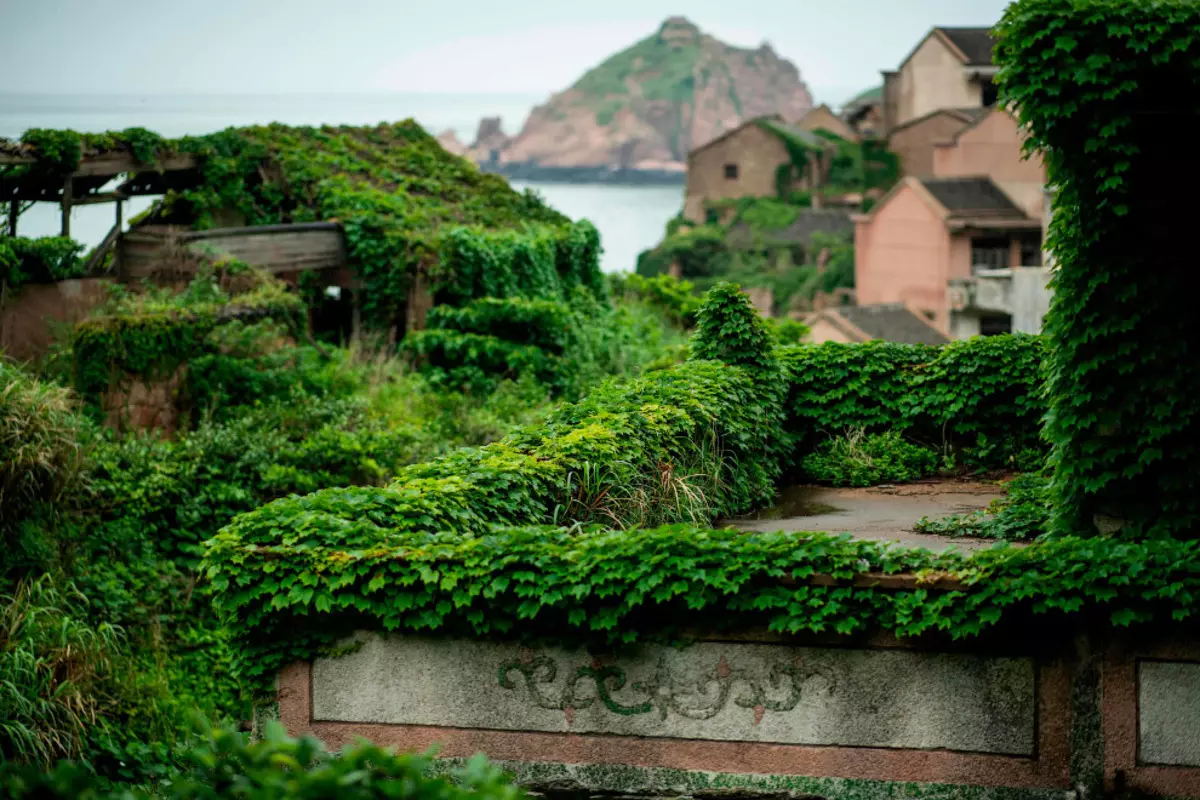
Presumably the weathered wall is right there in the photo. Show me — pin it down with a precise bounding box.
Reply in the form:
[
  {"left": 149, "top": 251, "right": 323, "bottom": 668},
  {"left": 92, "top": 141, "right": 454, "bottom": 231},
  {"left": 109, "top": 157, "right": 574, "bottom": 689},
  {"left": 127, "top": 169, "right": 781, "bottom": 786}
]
[
  {"left": 0, "top": 277, "right": 113, "bottom": 361},
  {"left": 888, "top": 111, "right": 971, "bottom": 178},
  {"left": 854, "top": 183, "right": 953, "bottom": 330},
  {"left": 933, "top": 111, "right": 1046, "bottom": 219},
  {"left": 683, "top": 125, "right": 789, "bottom": 223},
  {"left": 893, "top": 36, "right": 981, "bottom": 129},
  {"left": 275, "top": 628, "right": 1200, "bottom": 799}
]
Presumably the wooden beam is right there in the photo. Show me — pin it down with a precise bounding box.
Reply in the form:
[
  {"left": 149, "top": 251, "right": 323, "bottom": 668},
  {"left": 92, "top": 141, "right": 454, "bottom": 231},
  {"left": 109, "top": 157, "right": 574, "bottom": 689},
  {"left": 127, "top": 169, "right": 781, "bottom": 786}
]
[
  {"left": 72, "top": 191, "right": 129, "bottom": 207},
  {"left": 60, "top": 176, "right": 72, "bottom": 238},
  {"left": 82, "top": 222, "right": 122, "bottom": 276},
  {"left": 6, "top": 199, "right": 16, "bottom": 236}
]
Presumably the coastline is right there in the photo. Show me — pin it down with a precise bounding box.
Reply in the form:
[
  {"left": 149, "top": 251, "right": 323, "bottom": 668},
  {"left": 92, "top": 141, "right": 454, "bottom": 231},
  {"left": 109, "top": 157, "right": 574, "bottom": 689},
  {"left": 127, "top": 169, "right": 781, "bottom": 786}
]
[{"left": 479, "top": 161, "right": 686, "bottom": 186}]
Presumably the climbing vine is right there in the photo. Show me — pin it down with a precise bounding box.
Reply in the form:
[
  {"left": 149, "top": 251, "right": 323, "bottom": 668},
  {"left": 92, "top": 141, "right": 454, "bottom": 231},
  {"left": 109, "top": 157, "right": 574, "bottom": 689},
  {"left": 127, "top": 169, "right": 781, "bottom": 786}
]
[{"left": 996, "top": 0, "right": 1200, "bottom": 538}]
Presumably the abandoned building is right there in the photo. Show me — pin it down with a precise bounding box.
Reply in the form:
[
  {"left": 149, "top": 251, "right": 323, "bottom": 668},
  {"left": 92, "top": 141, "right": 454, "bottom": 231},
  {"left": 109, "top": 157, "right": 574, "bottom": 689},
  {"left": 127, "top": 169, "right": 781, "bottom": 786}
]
[
  {"left": 804, "top": 302, "right": 950, "bottom": 345},
  {"left": 881, "top": 27, "right": 999, "bottom": 136}
]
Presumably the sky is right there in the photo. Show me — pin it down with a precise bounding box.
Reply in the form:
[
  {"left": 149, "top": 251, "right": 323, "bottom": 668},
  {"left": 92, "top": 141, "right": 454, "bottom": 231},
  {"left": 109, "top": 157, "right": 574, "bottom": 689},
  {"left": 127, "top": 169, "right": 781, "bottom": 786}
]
[{"left": 0, "top": 0, "right": 1012, "bottom": 106}]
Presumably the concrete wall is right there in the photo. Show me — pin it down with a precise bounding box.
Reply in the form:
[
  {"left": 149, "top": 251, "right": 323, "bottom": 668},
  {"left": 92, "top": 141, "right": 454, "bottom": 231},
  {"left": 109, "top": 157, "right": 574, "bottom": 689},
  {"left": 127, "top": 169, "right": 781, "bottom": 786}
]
[
  {"left": 933, "top": 110, "right": 1047, "bottom": 219},
  {"left": 1011, "top": 266, "right": 1052, "bottom": 332},
  {"left": 0, "top": 277, "right": 113, "bottom": 361},
  {"left": 274, "top": 628, "right": 1200, "bottom": 798},
  {"left": 854, "top": 183, "right": 954, "bottom": 330},
  {"left": 888, "top": 111, "right": 971, "bottom": 178},
  {"left": 893, "top": 35, "right": 981, "bottom": 130},
  {"left": 684, "top": 125, "right": 789, "bottom": 223}
]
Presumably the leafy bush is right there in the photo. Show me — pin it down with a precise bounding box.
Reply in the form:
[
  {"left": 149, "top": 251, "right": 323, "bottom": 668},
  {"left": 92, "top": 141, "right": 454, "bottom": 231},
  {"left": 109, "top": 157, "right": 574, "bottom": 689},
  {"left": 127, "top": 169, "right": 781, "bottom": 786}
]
[
  {"left": 801, "top": 429, "right": 938, "bottom": 487},
  {"left": 0, "top": 236, "right": 88, "bottom": 288},
  {"left": 780, "top": 336, "right": 1047, "bottom": 471},
  {"left": 608, "top": 272, "right": 701, "bottom": 328},
  {"left": 914, "top": 472, "right": 1051, "bottom": 541},
  {"left": 690, "top": 281, "right": 776, "bottom": 374},
  {"left": 0, "top": 723, "right": 526, "bottom": 800}
]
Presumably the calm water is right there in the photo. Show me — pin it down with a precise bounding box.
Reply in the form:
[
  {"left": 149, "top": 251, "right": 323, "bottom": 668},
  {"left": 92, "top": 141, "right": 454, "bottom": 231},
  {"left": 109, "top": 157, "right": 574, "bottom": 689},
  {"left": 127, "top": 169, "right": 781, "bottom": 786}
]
[{"left": 0, "top": 93, "right": 680, "bottom": 272}]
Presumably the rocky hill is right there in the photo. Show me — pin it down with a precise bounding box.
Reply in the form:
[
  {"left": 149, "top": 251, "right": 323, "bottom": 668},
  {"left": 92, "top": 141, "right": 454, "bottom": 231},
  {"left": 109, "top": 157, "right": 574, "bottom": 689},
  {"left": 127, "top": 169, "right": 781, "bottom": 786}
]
[{"left": 474, "top": 16, "right": 812, "bottom": 178}]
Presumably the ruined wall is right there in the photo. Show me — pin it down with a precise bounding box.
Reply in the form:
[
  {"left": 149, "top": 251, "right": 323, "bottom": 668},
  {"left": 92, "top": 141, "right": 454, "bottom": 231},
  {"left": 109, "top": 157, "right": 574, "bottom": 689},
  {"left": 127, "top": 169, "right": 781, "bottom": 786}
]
[{"left": 0, "top": 278, "right": 112, "bottom": 361}]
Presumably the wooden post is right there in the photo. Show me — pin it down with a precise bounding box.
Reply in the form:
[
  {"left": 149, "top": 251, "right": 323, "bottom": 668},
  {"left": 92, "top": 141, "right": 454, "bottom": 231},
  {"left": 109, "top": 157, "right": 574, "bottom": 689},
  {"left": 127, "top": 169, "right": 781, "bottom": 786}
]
[
  {"left": 115, "top": 198, "right": 123, "bottom": 231},
  {"left": 7, "top": 199, "right": 17, "bottom": 237},
  {"left": 60, "top": 177, "right": 73, "bottom": 237},
  {"left": 350, "top": 288, "right": 361, "bottom": 343}
]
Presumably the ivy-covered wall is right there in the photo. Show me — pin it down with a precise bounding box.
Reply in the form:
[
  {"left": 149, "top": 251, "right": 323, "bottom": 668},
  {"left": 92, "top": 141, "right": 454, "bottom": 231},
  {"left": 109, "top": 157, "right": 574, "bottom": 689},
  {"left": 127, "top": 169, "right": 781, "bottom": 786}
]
[{"left": 996, "top": 0, "right": 1200, "bottom": 539}]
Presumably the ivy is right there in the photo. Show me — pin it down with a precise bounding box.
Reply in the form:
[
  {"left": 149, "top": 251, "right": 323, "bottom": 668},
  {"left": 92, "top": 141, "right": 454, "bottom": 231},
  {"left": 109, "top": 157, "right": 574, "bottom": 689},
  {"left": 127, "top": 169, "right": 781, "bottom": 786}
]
[
  {"left": 996, "top": 0, "right": 1200, "bottom": 537},
  {"left": 0, "top": 236, "right": 88, "bottom": 289},
  {"left": 780, "top": 336, "right": 1048, "bottom": 471}
]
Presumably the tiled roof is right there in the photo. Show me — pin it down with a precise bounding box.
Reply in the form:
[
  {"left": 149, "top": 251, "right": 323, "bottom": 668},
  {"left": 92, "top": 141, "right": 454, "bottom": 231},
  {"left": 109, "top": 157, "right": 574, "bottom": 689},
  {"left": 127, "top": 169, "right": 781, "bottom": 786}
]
[
  {"left": 919, "top": 177, "right": 1026, "bottom": 219},
  {"left": 936, "top": 27, "right": 997, "bottom": 66},
  {"left": 728, "top": 209, "right": 854, "bottom": 247},
  {"left": 837, "top": 304, "right": 950, "bottom": 345}
]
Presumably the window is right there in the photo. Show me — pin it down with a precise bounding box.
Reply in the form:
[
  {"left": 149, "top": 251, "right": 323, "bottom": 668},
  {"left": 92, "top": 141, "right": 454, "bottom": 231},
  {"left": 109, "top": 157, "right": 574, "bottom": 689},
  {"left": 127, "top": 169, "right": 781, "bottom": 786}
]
[
  {"left": 981, "top": 79, "right": 999, "bottom": 107},
  {"left": 1020, "top": 234, "right": 1042, "bottom": 266},
  {"left": 724, "top": 163, "right": 739, "bottom": 180},
  {"left": 704, "top": 207, "right": 720, "bottom": 224},
  {"left": 971, "top": 236, "right": 1010, "bottom": 272},
  {"left": 980, "top": 315, "right": 1013, "bottom": 336}
]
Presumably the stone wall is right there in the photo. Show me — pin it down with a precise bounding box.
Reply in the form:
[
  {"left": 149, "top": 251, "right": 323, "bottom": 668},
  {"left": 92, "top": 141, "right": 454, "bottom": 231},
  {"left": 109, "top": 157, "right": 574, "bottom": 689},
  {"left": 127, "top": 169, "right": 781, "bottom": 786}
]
[
  {"left": 276, "top": 629, "right": 1200, "bottom": 799},
  {"left": 0, "top": 277, "right": 112, "bottom": 361}
]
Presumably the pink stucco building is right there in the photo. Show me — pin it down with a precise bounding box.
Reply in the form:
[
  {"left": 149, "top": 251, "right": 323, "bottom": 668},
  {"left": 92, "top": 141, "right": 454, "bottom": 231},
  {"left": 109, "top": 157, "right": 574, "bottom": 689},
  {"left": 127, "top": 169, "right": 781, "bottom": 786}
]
[{"left": 854, "top": 108, "right": 1047, "bottom": 334}]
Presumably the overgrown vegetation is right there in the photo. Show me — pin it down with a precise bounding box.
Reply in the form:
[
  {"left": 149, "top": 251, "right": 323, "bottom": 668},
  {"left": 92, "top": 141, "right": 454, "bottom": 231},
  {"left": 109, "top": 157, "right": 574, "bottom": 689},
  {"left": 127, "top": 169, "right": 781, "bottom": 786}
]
[
  {"left": 997, "top": 0, "right": 1200, "bottom": 538},
  {"left": 914, "top": 472, "right": 1050, "bottom": 542},
  {"left": 801, "top": 429, "right": 939, "bottom": 487},
  {"left": 1, "top": 723, "right": 526, "bottom": 799},
  {"left": 0, "top": 237, "right": 89, "bottom": 289}
]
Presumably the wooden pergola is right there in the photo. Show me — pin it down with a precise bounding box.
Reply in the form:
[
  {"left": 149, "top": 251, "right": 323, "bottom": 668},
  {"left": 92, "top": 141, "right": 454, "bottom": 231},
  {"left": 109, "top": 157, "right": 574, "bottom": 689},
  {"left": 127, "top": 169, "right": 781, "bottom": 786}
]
[{"left": 0, "top": 145, "right": 201, "bottom": 271}]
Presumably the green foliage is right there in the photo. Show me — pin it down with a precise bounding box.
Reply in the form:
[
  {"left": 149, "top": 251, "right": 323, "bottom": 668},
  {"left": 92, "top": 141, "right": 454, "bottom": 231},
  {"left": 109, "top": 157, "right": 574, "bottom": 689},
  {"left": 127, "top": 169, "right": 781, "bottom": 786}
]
[
  {"left": 780, "top": 336, "right": 1048, "bottom": 471},
  {"left": 801, "top": 429, "right": 938, "bottom": 487},
  {"left": 153, "top": 121, "right": 589, "bottom": 328},
  {"left": 915, "top": 472, "right": 1050, "bottom": 542},
  {"left": 0, "top": 722, "right": 526, "bottom": 800},
  {"left": 996, "top": 0, "right": 1200, "bottom": 537},
  {"left": 71, "top": 268, "right": 304, "bottom": 405},
  {"left": 0, "top": 360, "right": 86, "bottom": 531},
  {"left": 608, "top": 273, "right": 702, "bottom": 328},
  {"left": 689, "top": 282, "right": 776, "bottom": 374},
  {"left": 207, "top": 518, "right": 1200, "bottom": 702},
  {"left": 12, "top": 128, "right": 173, "bottom": 175},
  {"left": 0, "top": 236, "right": 88, "bottom": 289},
  {"left": 0, "top": 578, "right": 121, "bottom": 767}
]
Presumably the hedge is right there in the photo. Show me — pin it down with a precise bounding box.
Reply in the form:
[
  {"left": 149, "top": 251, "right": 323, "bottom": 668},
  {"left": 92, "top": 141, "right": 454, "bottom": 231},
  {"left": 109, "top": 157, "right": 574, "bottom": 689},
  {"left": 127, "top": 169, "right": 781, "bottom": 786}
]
[{"left": 779, "top": 335, "right": 1047, "bottom": 470}]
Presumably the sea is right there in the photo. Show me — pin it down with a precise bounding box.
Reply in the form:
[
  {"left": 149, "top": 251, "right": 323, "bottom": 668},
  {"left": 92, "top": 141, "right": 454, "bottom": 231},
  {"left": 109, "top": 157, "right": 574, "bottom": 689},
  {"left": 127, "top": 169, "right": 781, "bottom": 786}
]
[{"left": 0, "top": 93, "right": 682, "bottom": 273}]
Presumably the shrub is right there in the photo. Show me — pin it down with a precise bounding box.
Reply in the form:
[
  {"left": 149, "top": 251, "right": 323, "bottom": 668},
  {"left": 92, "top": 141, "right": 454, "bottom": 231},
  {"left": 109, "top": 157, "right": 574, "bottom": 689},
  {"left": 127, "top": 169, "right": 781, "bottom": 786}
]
[
  {"left": 0, "top": 723, "right": 526, "bottom": 800},
  {"left": 780, "top": 336, "right": 1047, "bottom": 471},
  {"left": 914, "top": 472, "right": 1051, "bottom": 542},
  {"left": 0, "top": 237, "right": 88, "bottom": 288},
  {"left": 801, "top": 429, "right": 938, "bottom": 487}
]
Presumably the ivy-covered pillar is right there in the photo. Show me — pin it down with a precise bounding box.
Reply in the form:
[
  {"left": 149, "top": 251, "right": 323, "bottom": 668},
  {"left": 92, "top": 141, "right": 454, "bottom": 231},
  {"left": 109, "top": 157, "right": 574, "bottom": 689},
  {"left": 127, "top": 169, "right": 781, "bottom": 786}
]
[{"left": 997, "top": 0, "right": 1200, "bottom": 538}]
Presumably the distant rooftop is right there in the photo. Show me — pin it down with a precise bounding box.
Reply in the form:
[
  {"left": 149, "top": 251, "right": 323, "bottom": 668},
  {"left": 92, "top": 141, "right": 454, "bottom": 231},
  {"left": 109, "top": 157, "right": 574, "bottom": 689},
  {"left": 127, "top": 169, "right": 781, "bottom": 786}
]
[
  {"left": 919, "top": 177, "right": 1026, "bottom": 219},
  {"left": 936, "top": 27, "right": 997, "bottom": 66},
  {"left": 837, "top": 303, "right": 950, "bottom": 346}
]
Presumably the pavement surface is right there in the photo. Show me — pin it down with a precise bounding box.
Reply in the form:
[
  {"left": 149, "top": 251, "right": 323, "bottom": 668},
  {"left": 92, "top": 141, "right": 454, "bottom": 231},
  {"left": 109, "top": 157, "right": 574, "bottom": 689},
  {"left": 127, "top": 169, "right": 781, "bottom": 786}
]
[{"left": 726, "top": 479, "right": 1010, "bottom": 553}]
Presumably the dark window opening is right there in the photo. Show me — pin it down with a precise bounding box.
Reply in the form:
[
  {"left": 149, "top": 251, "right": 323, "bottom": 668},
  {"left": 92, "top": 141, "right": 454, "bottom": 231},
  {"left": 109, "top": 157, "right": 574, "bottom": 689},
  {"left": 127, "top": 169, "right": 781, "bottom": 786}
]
[
  {"left": 921, "top": 309, "right": 936, "bottom": 321},
  {"left": 981, "top": 79, "right": 999, "bottom": 107},
  {"left": 971, "top": 236, "right": 1010, "bottom": 272},
  {"left": 980, "top": 315, "right": 1013, "bottom": 336},
  {"left": 724, "top": 163, "right": 739, "bottom": 180},
  {"left": 311, "top": 284, "right": 355, "bottom": 345},
  {"left": 705, "top": 207, "right": 720, "bottom": 224},
  {"left": 1020, "top": 234, "right": 1042, "bottom": 266}
]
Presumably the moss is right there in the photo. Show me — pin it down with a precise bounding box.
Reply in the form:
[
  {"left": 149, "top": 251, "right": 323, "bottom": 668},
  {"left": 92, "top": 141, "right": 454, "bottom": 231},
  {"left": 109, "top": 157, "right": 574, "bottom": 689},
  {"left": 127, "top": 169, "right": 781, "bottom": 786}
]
[{"left": 433, "top": 760, "right": 1068, "bottom": 800}]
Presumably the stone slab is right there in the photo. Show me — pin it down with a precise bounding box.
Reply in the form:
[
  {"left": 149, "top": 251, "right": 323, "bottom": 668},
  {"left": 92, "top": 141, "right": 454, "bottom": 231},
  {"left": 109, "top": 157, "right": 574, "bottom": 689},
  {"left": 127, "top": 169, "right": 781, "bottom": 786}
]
[
  {"left": 1139, "top": 660, "right": 1200, "bottom": 767},
  {"left": 311, "top": 634, "right": 1035, "bottom": 755}
]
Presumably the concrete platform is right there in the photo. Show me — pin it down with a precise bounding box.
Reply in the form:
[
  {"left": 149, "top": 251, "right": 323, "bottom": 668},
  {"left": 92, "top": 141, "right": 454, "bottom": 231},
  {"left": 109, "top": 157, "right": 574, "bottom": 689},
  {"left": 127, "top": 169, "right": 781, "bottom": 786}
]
[{"left": 727, "top": 479, "right": 1008, "bottom": 552}]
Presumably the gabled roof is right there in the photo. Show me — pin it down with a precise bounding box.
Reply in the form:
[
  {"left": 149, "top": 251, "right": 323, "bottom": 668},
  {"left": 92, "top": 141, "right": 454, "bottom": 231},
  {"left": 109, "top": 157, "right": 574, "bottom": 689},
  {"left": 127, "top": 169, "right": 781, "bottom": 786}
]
[
  {"left": 919, "top": 177, "right": 1025, "bottom": 219},
  {"left": 688, "top": 115, "right": 784, "bottom": 158},
  {"left": 936, "top": 27, "right": 997, "bottom": 67},
  {"left": 892, "top": 26, "right": 997, "bottom": 73},
  {"left": 886, "top": 106, "right": 987, "bottom": 137},
  {"left": 809, "top": 303, "right": 949, "bottom": 345}
]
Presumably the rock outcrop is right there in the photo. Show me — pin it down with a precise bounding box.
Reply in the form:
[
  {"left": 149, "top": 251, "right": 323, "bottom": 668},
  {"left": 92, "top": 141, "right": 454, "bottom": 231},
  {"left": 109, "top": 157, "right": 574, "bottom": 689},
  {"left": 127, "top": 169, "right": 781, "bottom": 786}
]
[
  {"left": 486, "top": 17, "right": 813, "bottom": 174},
  {"left": 436, "top": 129, "right": 467, "bottom": 157},
  {"left": 467, "top": 117, "right": 512, "bottom": 163}
]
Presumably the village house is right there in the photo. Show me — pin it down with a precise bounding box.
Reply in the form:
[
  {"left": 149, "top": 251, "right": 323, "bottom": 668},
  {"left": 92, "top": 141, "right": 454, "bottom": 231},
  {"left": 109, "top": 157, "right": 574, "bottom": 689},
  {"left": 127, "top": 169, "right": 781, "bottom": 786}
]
[
  {"left": 804, "top": 302, "right": 949, "bottom": 345},
  {"left": 841, "top": 87, "right": 884, "bottom": 139},
  {"left": 886, "top": 107, "right": 989, "bottom": 179},
  {"left": 852, "top": 176, "right": 1042, "bottom": 333},
  {"left": 681, "top": 116, "right": 834, "bottom": 224},
  {"left": 880, "top": 27, "right": 999, "bottom": 135},
  {"left": 793, "top": 104, "right": 860, "bottom": 142}
]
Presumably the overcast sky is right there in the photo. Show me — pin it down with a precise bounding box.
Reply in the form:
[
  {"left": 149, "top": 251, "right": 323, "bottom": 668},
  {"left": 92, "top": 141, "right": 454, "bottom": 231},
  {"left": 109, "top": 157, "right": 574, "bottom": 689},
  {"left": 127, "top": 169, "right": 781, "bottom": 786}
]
[{"left": 0, "top": 0, "right": 1011, "bottom": 105}]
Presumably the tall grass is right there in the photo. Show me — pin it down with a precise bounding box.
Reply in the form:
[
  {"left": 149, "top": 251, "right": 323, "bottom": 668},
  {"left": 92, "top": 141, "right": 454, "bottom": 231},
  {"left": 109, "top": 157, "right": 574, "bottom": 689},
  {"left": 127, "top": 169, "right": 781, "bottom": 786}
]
[{"left": 0, "top": 577, "right": 121, "bottom": 766}]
